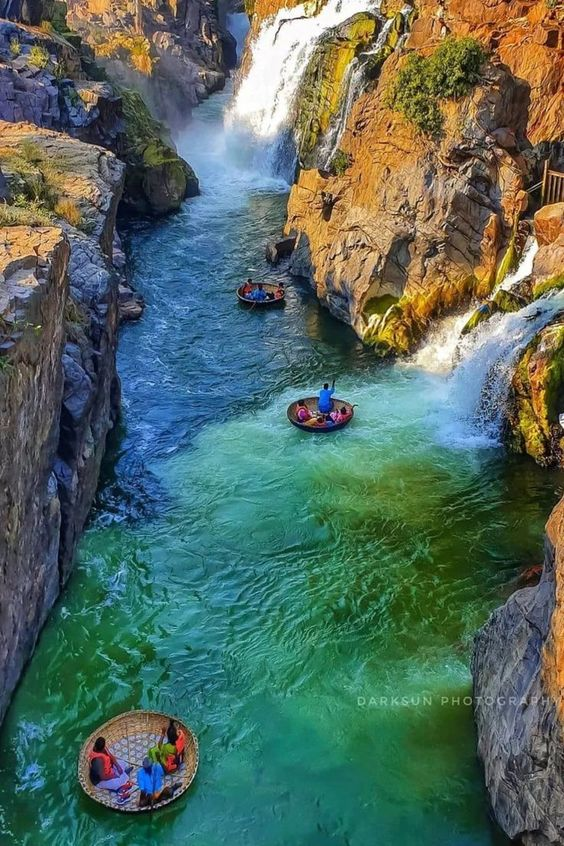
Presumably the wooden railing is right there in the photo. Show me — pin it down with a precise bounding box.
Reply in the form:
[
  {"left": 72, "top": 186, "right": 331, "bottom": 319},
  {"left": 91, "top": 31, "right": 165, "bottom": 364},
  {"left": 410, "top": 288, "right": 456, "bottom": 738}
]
[{"left": 542, "top": 160, "right": 564, "bottom": 206}]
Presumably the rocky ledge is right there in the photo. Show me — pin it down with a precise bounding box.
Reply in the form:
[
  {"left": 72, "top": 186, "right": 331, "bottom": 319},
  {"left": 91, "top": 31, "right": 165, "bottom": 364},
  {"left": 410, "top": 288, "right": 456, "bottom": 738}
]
[
  {"left": 473, "top": 495, "right": 564, "bottom": 845},
  {"left": 0, "top": 124, "right": 128, "bottom": 723}
]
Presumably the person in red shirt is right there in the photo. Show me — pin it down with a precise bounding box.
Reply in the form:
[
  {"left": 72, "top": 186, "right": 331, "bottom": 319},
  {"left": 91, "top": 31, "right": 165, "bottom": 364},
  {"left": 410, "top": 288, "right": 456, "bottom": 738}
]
[{"left": 89, "top": 737, "right": 132, "bottom": 797}]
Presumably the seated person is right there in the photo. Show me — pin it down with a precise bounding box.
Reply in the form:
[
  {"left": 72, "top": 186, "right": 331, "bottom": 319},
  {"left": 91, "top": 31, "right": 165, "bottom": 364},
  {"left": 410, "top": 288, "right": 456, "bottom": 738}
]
[
  {"left": 137, "top": 757, "right": 180, "bottom": 808},
  {"left": 296, "top": 400, "right": 312, "bottom": 423},
  {"left": 318, "top": 380, "right": 335, "bottom": 414},
  {"left": 89, "top": 736, "right": 132, "bottom": 800},
  {"left": 274, "top": 283, "right": 285, "bottom": 300},
  {"left": 148, "top": 720, "right": 185, "bottom": 773},
  {"left": 251, "top": 283, "right": 267, "bottom": 302},
  {"left": 241, "top": 279, "right": 254, "bottom": 299},
  {"left": 330, "top": 406, "right": 351, "bottom": 424},
  {"left": 304, "top": 413, "right": 327, "bottom": 428}
]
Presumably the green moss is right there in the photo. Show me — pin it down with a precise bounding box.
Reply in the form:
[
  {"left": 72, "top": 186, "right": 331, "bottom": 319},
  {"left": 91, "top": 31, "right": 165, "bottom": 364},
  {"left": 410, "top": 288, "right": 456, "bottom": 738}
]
[
  {"left": 295, "top": 13, "right": 378, "bottom": 166},
  {"left": 386, "top": 37, "right": 486, "bottom": 137},
  {"left": 533, "top": 273, "right": 564, "bottom": 300},
  {"left": 460, "top": 302, "right": 497, "bottom": 335},
  {"left": 363, "top": 293, "right": 399, "bottom": 318},
  {"left": 495, "top": 231, "right": 518, "bottom": 286}
]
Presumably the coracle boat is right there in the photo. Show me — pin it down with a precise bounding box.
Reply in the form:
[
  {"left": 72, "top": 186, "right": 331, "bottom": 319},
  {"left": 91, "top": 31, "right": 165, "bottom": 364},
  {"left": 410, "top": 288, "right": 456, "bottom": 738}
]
[
  {"left": 237, "top": 282, "right": 285, "bottom": 306},
  {"left": 77, "top": 709, "right": 198, "bottom": 813},
  {"left": 287, "top": 397, "right": 354, "bottom": 433}
]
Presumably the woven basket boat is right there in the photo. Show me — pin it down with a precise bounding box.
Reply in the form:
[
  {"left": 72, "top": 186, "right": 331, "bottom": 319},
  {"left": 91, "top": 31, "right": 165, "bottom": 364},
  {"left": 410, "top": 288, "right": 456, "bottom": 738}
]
[
  {"left": 237, "top": 282, "right": 285, "bottom": 306},
  {"left": 77, "top": 710, "right": 199, "bottom": 813},
  {"left": 287, "top": 397, "right": 354, "bottom": 433}
]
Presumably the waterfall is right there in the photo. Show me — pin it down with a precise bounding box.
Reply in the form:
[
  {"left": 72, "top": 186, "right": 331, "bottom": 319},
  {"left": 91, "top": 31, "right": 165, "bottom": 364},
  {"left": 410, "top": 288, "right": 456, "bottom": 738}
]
[
  {"left": 230, "top": 0, "right": 381, "bottom": 175},
  {"left": 447, "top": 293, "right": 564, "bottom": 443},
  {"left": 498, "top": 236, "right": 539, "bottom": 291},
  {"left": 319, "top": 15, "right": 395, "bottom": 168}
]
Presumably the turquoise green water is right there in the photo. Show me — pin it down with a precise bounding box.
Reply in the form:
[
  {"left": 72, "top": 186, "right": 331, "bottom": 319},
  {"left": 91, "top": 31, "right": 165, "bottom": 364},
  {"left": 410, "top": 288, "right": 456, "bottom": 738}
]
[{"left": 1, "top": 86, "right": 563, "bottom": 846}]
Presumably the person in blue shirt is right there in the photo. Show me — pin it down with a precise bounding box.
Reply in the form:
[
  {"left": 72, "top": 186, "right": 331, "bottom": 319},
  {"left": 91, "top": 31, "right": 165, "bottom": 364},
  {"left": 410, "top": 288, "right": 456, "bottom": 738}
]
[
  {"left": 137, "top": 757, "right": 179, "bottom": 808},
  {"left": 251, "top": 282, "right": 267, "bottom": 301},
  {"left": 318, "top": 379, "right": 335, "bottom": 414}
]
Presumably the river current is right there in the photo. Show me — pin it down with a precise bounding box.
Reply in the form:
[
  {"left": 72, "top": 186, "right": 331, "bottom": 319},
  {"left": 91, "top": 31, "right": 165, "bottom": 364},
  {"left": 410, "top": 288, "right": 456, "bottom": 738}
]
[{"left": 0, "top": 78, "right": 562, "bottom": 846}]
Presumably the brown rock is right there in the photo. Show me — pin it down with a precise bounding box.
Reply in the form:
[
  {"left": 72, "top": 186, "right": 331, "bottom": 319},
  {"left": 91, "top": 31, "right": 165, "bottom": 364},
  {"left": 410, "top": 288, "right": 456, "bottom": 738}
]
[{"left": 535, "top": 202, "right": 564, "bottom": 247}]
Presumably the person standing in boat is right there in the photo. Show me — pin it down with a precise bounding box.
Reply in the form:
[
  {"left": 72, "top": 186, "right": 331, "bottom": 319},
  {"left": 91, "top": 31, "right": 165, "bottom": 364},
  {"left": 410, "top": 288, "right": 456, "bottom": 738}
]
[{"left": 318, "top": 380, "right": 335, "bottom": 414}]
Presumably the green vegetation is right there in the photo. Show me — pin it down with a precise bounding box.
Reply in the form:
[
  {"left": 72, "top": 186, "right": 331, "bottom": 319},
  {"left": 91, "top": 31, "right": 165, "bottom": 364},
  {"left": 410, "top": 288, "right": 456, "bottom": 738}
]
[
  {"left": 0, "top": 198, "right": 52, "bottom": 227},
  {"left": 28, "top": 44, "right": 50, "bottom": 69},
  {"left": 363, "top": 294, "right": 399, "bottom": 318},
  {"left": 0, "top": 141, "right": 89, "bottom": 229},
  {"left": 533, "top": 273, "right": 564, "bottom": 300},
  {"left": 386, "top": 37, "right": 486, "bottom": 137},
  {"left": 331, "top": 149, "right": 352, "bottom": 176},
  {"left": 9, "top": 38, "right": 21, "bottom": 58}
]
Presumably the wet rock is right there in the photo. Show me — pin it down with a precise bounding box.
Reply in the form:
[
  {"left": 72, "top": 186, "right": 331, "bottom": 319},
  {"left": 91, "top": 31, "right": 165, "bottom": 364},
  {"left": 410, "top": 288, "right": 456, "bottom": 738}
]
[
  {"left": 266, "top": 234, "right": 297, "bottom": 264},
  {"left": 118, "top": 283, "right": 144, "bottom": 322},
  {"left": 507, "top": 318, "right": 564, "bottom": 467}
]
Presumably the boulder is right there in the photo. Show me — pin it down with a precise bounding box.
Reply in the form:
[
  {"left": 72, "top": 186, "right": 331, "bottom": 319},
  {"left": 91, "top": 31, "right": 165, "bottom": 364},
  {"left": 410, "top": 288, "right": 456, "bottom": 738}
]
[
  {"left": 266, "top": 234, "right": 297, "bottom": 264},
  {"left": 535, "top": 202, "right": 564, "bottom": 247}
]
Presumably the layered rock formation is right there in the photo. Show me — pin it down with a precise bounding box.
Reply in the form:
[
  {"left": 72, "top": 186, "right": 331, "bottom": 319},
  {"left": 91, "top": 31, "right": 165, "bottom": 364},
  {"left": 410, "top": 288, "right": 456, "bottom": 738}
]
[
  {"left": 0, "top": 123, "right": 126, "bottom": 722},
  {"left": 273, "top": 0, "right": 564, "bottom": 353},
  {"left": 473, "top": 496, "right": 564, "bottom": 845},
  {"left": 0, "top": 226, "right": 69, "bottom": 726},
  {"left": 66, "top": 0, "right": 237, "bottom": 126},
  {"left": 0, "top": 16, "right": 197, "bottom": 215}
]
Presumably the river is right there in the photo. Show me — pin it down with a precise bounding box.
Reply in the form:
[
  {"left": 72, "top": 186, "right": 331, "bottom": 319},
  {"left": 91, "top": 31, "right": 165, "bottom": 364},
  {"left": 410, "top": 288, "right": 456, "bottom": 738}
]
[{"left": 0, "top": 62, "right": 563, "bottom": 846}]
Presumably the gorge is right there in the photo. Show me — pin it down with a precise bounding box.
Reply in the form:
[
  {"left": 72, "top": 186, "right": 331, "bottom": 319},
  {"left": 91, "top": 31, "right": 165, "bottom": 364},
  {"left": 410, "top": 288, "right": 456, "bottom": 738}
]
[{"left": 0, "top": 0, "right": 563, "bottom": 844}]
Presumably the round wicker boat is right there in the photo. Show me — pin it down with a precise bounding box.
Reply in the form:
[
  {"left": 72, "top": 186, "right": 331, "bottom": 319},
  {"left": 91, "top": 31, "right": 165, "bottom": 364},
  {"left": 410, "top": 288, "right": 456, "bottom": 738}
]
[
  {"left": 237, "top": 282, "right": 285, "bottom": 306},
  {"left": 287, "top": 397, "right": 354, "bottom": 433},
  {"left": 77, "top": 710, "right": 199, "bottom": 813}
]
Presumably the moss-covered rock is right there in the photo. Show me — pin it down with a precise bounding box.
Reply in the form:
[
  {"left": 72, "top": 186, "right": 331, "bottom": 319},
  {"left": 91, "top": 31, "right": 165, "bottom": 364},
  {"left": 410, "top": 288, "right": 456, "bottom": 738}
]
[
  {"left": 364, "top": 274, "right": 476, "bottom": 354},
  {"left": 533, "top": 273, "right": 564, "bottom": 300},
  {"left": 461, "top": 301, "right": 498, "bottom": 336},
  {"left": 118, "top": 88, "right": 198, "bottom": 216},
  {"left": 295, "top": 13, "right": 379, "bottom": 168},
  {"left": 508, "top": 320, "right": 564, "bottom": 466}
]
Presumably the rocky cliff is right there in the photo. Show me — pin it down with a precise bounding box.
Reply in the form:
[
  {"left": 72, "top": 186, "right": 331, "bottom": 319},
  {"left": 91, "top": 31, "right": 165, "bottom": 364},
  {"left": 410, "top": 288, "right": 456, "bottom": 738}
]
[
  {"left": 272, "top": 0, "right": 563, "bottom": 354},
  {"left": 66, "top": 0, "right": 237, "bottom": 126},
  {"left": 473, "top": 495, "right": 564, "bottom": 845},
  {"left": 0, "top": 15, "right": 198, "bottom": 215},
  {"left": 0, "top": 123, "right": 125, "bottom": 723}
]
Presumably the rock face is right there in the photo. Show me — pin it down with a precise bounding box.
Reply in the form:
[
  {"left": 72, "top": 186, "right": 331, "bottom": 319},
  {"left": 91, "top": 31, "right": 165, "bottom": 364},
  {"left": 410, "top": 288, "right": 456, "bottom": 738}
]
[
  {"left": 287, "top": 58, "right": 529, "bottom": 352},
  {"left": 0, "top": 18, "right": 198, "bottom": 216},
  {"left": 0, "top": 124, "right": 125, "bottom": 722},
  {"left": 473, "top": 496, "right": 564, "bottom": 845},
  {"left": 66, "top": 0, "right": 237, "bottom": 127},
  {"left": 0, "top": 227, "right": 68, "bottom": 724},
  {"left": 505, "top": 203, "right": 564, "bottom": 466},
  {"left": 268, "top": 0, "right": 564, "bottom": 353}
]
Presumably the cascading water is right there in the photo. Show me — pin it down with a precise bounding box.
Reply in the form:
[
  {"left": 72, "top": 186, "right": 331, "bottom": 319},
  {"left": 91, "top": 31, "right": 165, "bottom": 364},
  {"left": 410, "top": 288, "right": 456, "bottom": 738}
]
[
  {"left": 447, "top": 293, "right": 564, "bottom": 443},
  {"left": 319, "top": 15, "right": 395, "bottom": 167},
  {"left": 230, "top": 0, "right": 381, "bottom": 176},
  {"left": 498, "top": 236, "right": 539, "bottom": 291}
]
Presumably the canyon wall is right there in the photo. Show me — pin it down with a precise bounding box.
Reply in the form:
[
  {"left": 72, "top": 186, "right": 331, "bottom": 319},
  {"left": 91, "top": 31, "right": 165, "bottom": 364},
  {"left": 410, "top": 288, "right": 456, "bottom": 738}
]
[
  {"left": 0, "top": 125, "right": 125, "bottom": 723},
  {"left": 275, "top": 0, "right": 563, "bottom": 353},
  {"left": 473, "top": 496, "right": 564, "bottom": 845},
  {"left": 66, "top": 0, "right": 237, "bottom": 126}
]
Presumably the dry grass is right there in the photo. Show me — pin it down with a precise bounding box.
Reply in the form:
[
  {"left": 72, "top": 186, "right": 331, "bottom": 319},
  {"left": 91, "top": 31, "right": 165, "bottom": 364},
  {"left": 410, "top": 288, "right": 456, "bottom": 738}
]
[
  {"left": 54, "top": 197, "right": 82, "bottom": 227},
  {"left": 97, "top": 32, "right": 154, "bottom": 75}
]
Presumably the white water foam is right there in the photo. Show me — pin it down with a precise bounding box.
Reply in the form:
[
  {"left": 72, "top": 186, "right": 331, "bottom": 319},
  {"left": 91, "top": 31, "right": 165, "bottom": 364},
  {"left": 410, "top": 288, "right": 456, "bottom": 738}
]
[
  {"left": 499, "top": 236, "right": 539, "bottom": 291},
  {"left": 407, "top": 310, "right": 475, "bottom": 375},
  {"left": 231, "top": 0, "right": 381, "bottom": 141},
  {"left": 442, "top": 292, "right": 564, "bottom": 446}
]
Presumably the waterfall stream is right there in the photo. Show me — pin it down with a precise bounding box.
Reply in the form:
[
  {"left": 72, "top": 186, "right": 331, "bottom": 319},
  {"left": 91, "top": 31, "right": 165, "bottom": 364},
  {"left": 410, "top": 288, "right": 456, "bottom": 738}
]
[{"left": 230, "top": 0, "right": 382, "bottom": 175}]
